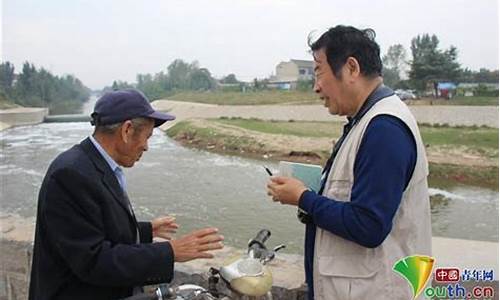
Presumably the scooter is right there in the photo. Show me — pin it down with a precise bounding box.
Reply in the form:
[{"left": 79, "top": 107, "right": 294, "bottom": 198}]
[{"left": 122, "top": 229, "right": 285, "bottom": 300}]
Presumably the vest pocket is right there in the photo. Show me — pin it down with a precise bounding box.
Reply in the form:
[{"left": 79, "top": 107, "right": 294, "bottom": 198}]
[
  {"left": 317, "top": 256, "right": 383, "bottom": 300},
  {"left": 318, "top": 256, "right": 380, "bottom": 278}
]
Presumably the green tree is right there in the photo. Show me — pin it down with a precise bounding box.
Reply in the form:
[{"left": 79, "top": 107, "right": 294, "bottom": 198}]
[
  {"left": 221, "top": 73, "right": 239, "bottom": 84},
  {"left": 0, "top": 62, "right": 15, "bottom": 94},
  {"left": 408, "top": 34, "right": 461, "bottom": 92},
  {"left": 111, "top": 80, "right": 134, "bottom": 90},
  {"left": 382, "top": 44, "right": 408, "bottom": 88},
  {"left": 167, "top": 59, "right": 192, "bottom": 90},
  {"left": 190, "top": 68, "right": 215, "bottom": 90},
  {"left": 474, "top": 68, "right": 499, "bottom": 83},
  {"left": 5, "top": 61, "right": 90, "bottom": 113}
]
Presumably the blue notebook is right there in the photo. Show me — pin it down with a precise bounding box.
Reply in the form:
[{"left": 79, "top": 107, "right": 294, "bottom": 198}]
[{"left": 278, "top": 161, "right": 322, "bottom": 192}]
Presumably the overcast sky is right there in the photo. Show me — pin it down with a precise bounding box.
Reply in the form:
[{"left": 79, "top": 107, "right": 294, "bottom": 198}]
[{"left": 2, "top": 0, "right": 499, "bottom": 89}]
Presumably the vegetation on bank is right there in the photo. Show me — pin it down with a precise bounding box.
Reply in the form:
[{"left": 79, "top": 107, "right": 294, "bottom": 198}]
[
  {"left": 213, "top": 118, "right": 498, "bottom": 156},
  {"left": 166, "top": 118, "right": 499, "bottom": 189},
  {"left": 0, "top": 98, "right": 20, "bottom": 109},
  {"left": 412, "top": 96, "right": 499, "bottom": 106},
  {"left": 0, "top": 62, "right": 91, "bottom": 114},
  {"left": 439, "top": 96, "right": 499, "bottom": 106},
  {"left": 428, "top": 163, "right": 498, "bottom": 190}
]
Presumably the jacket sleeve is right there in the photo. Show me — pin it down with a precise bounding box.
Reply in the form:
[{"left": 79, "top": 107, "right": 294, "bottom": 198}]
[
  {"left": 42, "top": 167, "right": 174, "bottom": 287},
  {"left": 138, "top": 222, "right": 153, "bottom": 243}
]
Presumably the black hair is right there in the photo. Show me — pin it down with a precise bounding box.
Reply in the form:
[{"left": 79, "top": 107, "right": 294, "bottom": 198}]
[{"left": 308, "top": 25, "right": 382, "bottom": 78}]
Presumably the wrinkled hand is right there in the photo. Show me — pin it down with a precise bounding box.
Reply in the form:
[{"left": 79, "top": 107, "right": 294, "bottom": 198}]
[
  {"left": 267, "top": 176, "right": 307, "bottom": 206},
  {"left": 170, "top": 227, "right": 224, "bottom": 262},
  {"left": 152, "top": 216, "right": 179, "bottom": 240}
]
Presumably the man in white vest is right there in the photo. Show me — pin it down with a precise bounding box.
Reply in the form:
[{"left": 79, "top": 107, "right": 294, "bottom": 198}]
[{"left": 267, "top": 25, "right": 432, "bottom": 299}]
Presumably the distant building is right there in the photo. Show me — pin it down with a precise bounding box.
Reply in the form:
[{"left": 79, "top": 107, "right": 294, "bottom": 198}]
[{"left": 269, "top": 59, "right": 314, "bottom": 90}]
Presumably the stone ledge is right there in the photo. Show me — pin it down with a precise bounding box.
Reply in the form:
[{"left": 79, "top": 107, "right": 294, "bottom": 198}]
[
  {"left": 0, "top": 107, "right": 48, "bottom": 130},
  {"left": 1, "top": 237, "right": 498, "bottom": 300}
]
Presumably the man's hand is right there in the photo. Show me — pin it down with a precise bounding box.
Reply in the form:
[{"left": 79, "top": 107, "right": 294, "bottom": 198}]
[
  {"left": 152, "top": 216, "right": 179, "bottom": 240},
  {"left": 267, "top": 176, "right": 307, "bottom": 206},
  {"left": 169, "top": 228, "right": 224, "bottom": 262}
]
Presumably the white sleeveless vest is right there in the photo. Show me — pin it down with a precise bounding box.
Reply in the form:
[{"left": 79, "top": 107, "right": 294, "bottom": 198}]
[{"left": 313, "top": 95, "right": 432, "bottom": 300}]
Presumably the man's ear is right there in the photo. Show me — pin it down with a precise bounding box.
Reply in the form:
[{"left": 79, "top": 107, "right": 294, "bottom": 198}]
[
  {"left": 120, "top": 120, "right": 134, "bottom": 143},
  {"left": 345, "top": 57, "right": 361, "bottom": 79}
]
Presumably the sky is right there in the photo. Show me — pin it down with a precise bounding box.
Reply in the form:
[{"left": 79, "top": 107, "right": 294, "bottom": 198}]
[{"left": 2, "top": 0, "right": 499, "bottom": 90}]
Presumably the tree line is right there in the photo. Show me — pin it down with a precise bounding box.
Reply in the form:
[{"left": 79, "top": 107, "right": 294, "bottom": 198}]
[
  {"left": 104, "top": 59, "right": 281, "bottom": 101},
  {"left": 0, "top": 61, "right": 91, "bottom": 114},
  {"left": 105, "top": 59, "right": 239, "bottom": 101},
  {"left": 114, "top": 33, "right": 498, "bottom": 101},
  {"left": 382, "top": 33, "right": 498, "bottom": 94}
]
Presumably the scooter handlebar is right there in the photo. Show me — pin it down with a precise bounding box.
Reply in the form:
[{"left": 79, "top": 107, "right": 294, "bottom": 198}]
[{"left": 248, "top": 229, "right": 271, "bottom": 250}]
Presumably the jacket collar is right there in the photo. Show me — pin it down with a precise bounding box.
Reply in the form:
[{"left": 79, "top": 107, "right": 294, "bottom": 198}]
[{"left": 80, "top": 138, "right": 133, "bottom": 218}]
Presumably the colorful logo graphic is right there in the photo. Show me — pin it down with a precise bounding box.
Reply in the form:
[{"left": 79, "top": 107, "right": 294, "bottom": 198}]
[{"left": 393, "top": 255, "right": 435, "bottom": 299}]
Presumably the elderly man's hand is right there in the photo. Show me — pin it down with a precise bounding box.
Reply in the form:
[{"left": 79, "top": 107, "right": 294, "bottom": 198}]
[
  {"left": 152, "top": 216, "right": 179, "bottom": 240},
  {"left": 267, "top": 176, "right": 308, "bottom": 206},
  {"left": 170, "top": 228, "right": 224, "bottom": 262}
]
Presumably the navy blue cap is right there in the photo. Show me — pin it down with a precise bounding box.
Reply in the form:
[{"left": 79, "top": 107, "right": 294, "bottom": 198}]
[{"left": 91, "top": 89, "right": 175, "bottom": 127}]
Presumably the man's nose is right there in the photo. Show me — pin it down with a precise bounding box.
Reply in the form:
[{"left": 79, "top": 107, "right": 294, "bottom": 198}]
[{"left": 313, "top": 82, "right": 320, "bottom": 94}]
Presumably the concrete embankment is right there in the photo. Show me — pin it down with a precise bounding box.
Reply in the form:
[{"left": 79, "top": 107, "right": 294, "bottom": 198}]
[
  {"left": 0, "top": 108, "right": 48, "bottom": 131},
  {"left": 0, "top": 214, "right": 497, "bottom": 299}
]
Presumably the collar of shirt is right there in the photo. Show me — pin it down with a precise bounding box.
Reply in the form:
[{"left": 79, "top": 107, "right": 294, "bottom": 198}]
[{"left": 89, "top": 135, "right": 127, "bottom": 191}]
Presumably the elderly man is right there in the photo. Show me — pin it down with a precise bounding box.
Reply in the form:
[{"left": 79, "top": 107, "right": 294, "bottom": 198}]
[
  {"left": 29, "top": 89, "right": 224, "bottom": 300},
  {"left": 267, "top": 26, "right": 432, "bottom": 299}
]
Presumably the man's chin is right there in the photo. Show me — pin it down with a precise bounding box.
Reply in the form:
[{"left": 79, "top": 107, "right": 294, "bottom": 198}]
[
  {"left": 123, "top": 161, "right": 136, "bottom": 168},
  {"left": 328, "top": 107, "right": 339, "bottom": 115}
]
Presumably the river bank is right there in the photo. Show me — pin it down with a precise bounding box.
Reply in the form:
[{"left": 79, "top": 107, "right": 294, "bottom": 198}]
[{"left": 165, "top": 118, "right": 498, "bottom": 190}]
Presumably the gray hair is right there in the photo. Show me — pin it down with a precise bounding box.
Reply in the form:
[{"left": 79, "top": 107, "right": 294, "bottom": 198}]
[{"left": 94, "top": 117, "right": 152, "bottom": 135}]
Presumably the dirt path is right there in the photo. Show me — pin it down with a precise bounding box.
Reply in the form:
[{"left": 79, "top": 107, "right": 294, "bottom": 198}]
[{"left": 152, "top": 100, "right": 499, "bottom": 128}]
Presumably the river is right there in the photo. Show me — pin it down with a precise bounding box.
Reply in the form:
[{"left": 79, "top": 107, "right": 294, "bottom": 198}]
[{"left": 0, "top": 120, "right": 497, "bottom": 253}]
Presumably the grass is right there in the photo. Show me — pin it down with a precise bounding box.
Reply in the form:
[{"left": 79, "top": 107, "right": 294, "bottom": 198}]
[
  {"left": 212, "top": 118, "right": 498, "bottom": 154},
  {"left": 416, "top": 96, "right": 499, "bottom": 106},
  {"left": 428, "top": 163, "right": 498, "bottom": 190},
  {"left": 419, "top": 124, "right": 498, "bottom": 150},
  {"left": 166, "top": 120, "right": 262, "bottom": 154},
  {"left": 449, "top": 96, "right": 498, "bottom": 106},
  {"left": 215, "top": 117, "right": 343, "bottom": 138},
  {"left": 168, "top": 90, "right": 320, "bottom": 105},
  {"left": 0, "top": 100, "right": 20, "bottom": 109}
]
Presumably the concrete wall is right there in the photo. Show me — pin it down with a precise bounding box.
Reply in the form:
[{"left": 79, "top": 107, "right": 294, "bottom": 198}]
[
  {"left": 0, "top": 239, "right": 306, "bottom": 300},
  {"left": 1, "top": 237, "right": 498, "bottom": 300},
  {"left": 0, "top": 240, "right": 32, "bottom": 300},
  {"left": 0, "top": 108, "right": 48, "bottom": 130}
]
